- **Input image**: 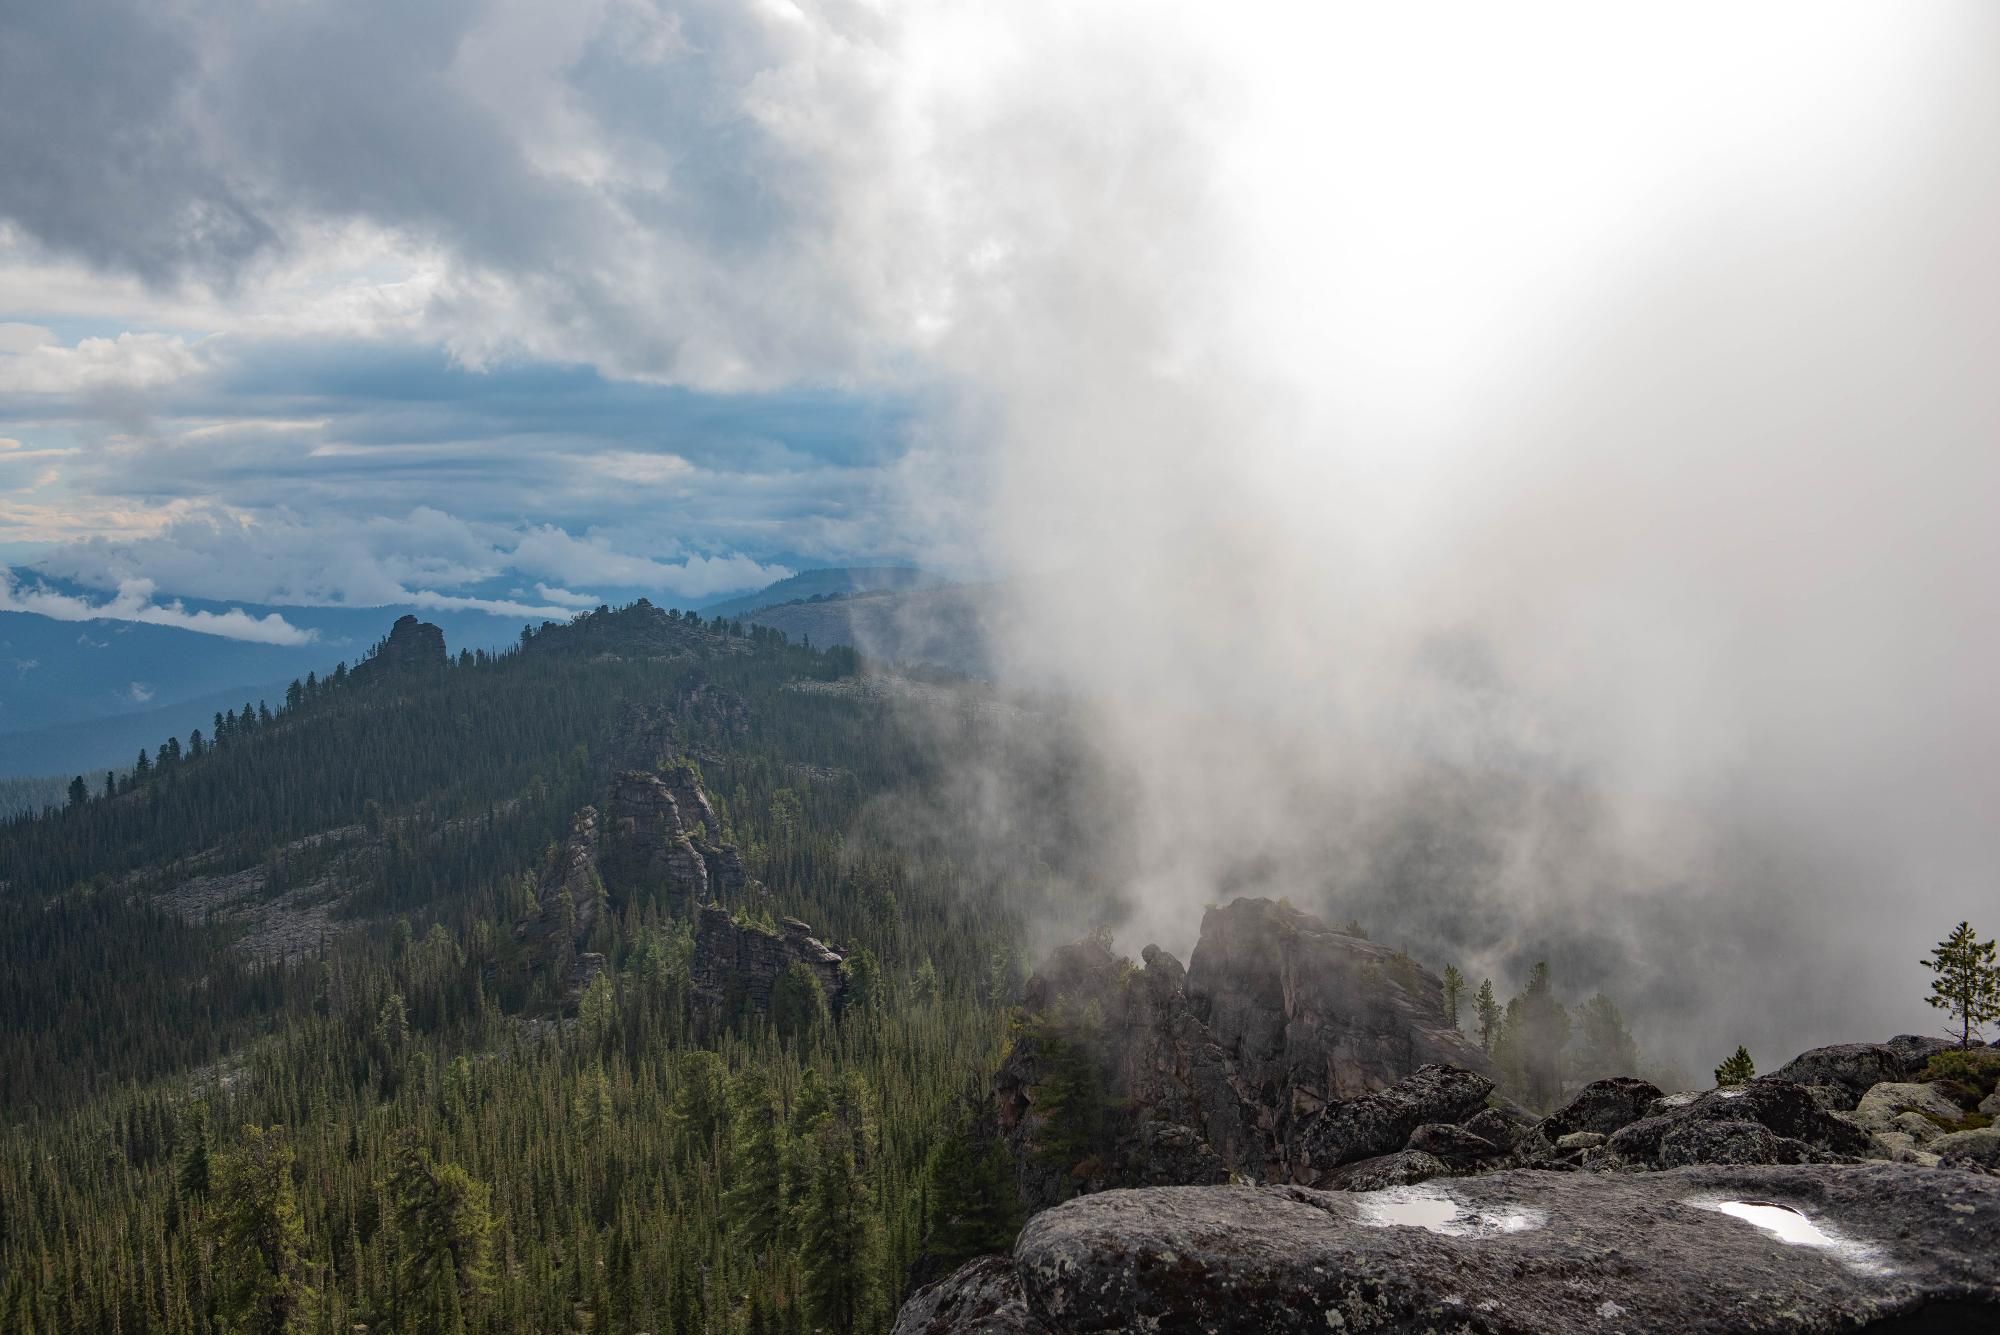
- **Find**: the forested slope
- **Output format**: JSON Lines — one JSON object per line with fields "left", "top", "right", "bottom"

{"left": 0, "top": 601, "right": 1033, "bottom": 1335}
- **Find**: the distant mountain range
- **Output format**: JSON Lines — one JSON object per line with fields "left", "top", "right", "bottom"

{"left": 0, "top": 565, "right": 969, "bottom": 778}
{"left": 694, "top": 565, "right": 944, "bottom": 620}
{"left": 738, "top": 583, "right": 997, "bottom": 677}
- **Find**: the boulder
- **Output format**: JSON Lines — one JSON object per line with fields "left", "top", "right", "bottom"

{"left": 1885, "top": 1033, "right": 1958, "bottom": 1071}
{"left": 1767, "top": 1043, "right": 1908, "bottom": 1109}
{"left": 1536, "top": 1076, "right": 1662, "bottom": 1141}
{"left": 1404, "top": 1121, "right": 1504, "bottom": 1168}
{"left": 1461, "top": 1106, "right": 1532, "bottom": 1153}
{"left": 1932, "top": 1128, "right": 2000, "bottom": 1171}
{"left": 1290, "top": 1064, "right": 1494, "bottom": 1183}
{"left": 892, "top": 1256, "right": 1047, "bottom": 1335}
{"left": 1318, "top": 1150, "right": 1449, "bottom": 1191}
{"left": 1656, "top": 1119, "right": 1808, "bottom": 1168}
{"left": 1850, "top": 1081, "right": 1966, "bottom": 1135}
{"left": 1606, "top": 1079, "right": 1874, "bottom": 1169}
{"left": 995, "top": 1164, "right": 2000, "bottom": 1333}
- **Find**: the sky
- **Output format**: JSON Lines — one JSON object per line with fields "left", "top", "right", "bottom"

{"left": 4, "top": 0, "right": 1999, "bottom": 1057}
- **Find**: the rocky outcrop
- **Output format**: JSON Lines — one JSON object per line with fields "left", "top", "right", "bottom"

{"left": 600, "top": 771, "right": 712, "bottom": 907}
{"left": 516, "top": 806, "right": 605, "bottom": 953}
{"left": 349, "top": 615, "right": 447, "bottom": 684}
{"left": 690, "top": 905, "right": 845, "bottom": 1020}
{"left": 935, "top": 1163, "right": 2000, "bottom": 1334}
{"left": 993, "top": 937, "right": 1262, "bottom": 1208}
{"left": 995, "top": 899, "right": 1490, "bottom": 1208}
{"left": 1186, "top": 899, "right": 1489, "bottom": 1119}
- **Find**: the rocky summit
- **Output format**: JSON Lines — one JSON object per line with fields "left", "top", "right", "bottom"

{"left": 993, "top": 897, "right": 1490, "bottom": 1208}
{"left": 898, "top": 1163, "right": 2000, "bottom": 1334}
{"left": 912, "top": 897, "right": 2000, "bottom": 1333}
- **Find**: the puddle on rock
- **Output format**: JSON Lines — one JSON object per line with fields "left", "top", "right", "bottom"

{"left": 1353, "top": 1187, "right": 1542, "bottom": 1238}
{"left": 1689, "top": 1200, "right": 1894, "bottom": 1276}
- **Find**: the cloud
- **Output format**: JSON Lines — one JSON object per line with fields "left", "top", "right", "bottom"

{"left": 128, "top": 681, "right": 154, "bottom": 702}
{"left": 533, "top": 584, "right": 602, "bottom": 608}
{"left": 0, "top": 571, "right": 318, "bottom": 644}
{"left": 506, "top": 525, "right": 791, "bottom": 597}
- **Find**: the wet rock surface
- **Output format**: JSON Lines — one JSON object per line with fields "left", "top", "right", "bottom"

{"left": 987, "top": 1163, "right": 2000, "bottom": 1334}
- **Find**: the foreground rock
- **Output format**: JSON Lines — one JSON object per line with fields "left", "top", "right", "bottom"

{"left": 906, "top": 1163, "right": 2000, "bottom": 1334}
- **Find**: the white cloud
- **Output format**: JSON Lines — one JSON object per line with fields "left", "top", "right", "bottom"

{"left": 128, "top": 681, "right": 154, "bottom": 702}
{"left": 0, "top": 331, "right": 208, "bottom": 395}
{"left": 533, "top": 584, "right": 602, "bottom": 608}
{"left": 0, "top": 572, "right": 318, "bottom": 645}
{"left": 506, "top": 525, "right": 791, "bottom": 596}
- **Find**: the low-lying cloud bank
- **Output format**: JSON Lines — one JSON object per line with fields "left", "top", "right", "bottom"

{"left": 0, "top": 572, "right": 317, "bottom": 644}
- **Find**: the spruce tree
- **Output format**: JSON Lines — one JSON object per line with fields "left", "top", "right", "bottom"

{"left": 797, "top": 1127, "right": 880, "bottom": 1335}
{"left": 386, "top": 1134, "right": 494, "bottom": 1334}
{"left": 1441, "top": 965, "right": 1465, "bottom": 1031}
{"left": 1714, "top": 1045, "right": 1756, "bottom": 1086}
{"left": 1474, "top": 979, "right": 1501, "bottom": 1054}
{"left": 1922, "top": 921, "right": 2000, "bottom": 1048}
{"left": 212, "top": 1125, "right": 318, "bottom": 1335}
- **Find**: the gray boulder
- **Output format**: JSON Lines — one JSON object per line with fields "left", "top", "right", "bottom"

{"left": 1885, "top": 1033, "right": 1958, "bottom": 1071}
{"left": 1404, "top": 1121, "right": 1503, "bottom": 1168}
{"left": 1850, "top": 1081, "right": 1966, "bottom": 1139}
{"left": 1607, "top": 1079, "right": 1875, "bottom": 1169}
{"left": 1767, "top": 1043, "right": 1909, "bottom": 1109}
{"left": 892, "top": 1255, "right": 1047, "bottom": 1335}
{"left": 1318, "top": 1150, "right": 1450, "bottom": 1191}
{"left": 1290, "top": 1064, "right": 1494, "bottom": 1183}
{"left": 997, "top": 1164, "right": 2000, "bottom": 1333}
{"left": 1535, "top": 1076, "right": 1662, "bottom": 1141}
{"left": 1933, "top": 1127, "right": 2000, "bottom": 1171}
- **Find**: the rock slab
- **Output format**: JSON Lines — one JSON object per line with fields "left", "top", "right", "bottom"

{"left": 961, "top": 1163, "right": 2000, "bottom": 1333}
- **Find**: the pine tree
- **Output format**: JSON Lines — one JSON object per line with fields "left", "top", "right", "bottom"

{"left": 1714, "top": 1045, "right": 1756, "bottom": 1086}
{"left": 1441, "top": 965, "right": 1465, "bottom": 1032}
{"left": 797, "top": 1127, "right": 880, "bottom": 1335}
{"left": 177, "top": 1103, "right": 212, "bottom": 1201}
{"left": 386, "top": 1134, "right": 494, "bottom": 1334}
{"left": 1568, "top": 993, "right": 1639, "bottom": 1082}
{"left": 212, "top": 1125, "right": 318, "bottom": 1335}
{"left": 1921, "top": 921, "right": 2000, "bottom": 1048}
{"left": 724, "top": 1070, "right": 789, "bottom": 1256}
{"left": 1474, "top": 979, "right": 1501, "bottom": 1054}
{"left": 922, "top": 1114, "right": 1023, "bottom": 1267}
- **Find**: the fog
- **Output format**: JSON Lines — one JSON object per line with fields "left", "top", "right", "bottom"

{"left": 887, "top": 2, "right": 2000, "bottom": 1071}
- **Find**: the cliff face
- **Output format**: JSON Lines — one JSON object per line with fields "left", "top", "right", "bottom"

{"left": 1185, "top": 898, "right": 1490, "bottom": 1151}
{"left": 994, "top": 897, "right": 1492, "bottom": 1208}
{"left": 690, "top": 905, "right": 846, "bottom": 1018}
{"left": 515, "top": 762, "right": 758, "bottom": 995}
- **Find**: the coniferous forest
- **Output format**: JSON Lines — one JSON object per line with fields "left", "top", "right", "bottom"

{"left": 0, "top": 604, "right": 1031, "bottom": 1335}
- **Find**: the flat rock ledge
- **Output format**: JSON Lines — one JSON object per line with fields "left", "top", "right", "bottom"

{"left": 897, "top": 1163, "right": 2000, "bottom": 1334}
